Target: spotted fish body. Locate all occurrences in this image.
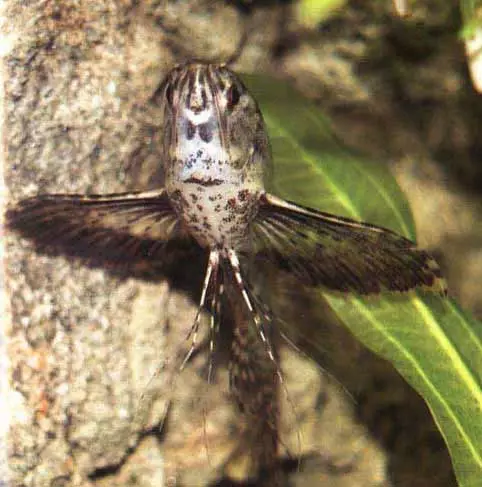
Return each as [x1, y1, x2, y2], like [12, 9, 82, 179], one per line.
[161, 64, 269, 250]
[7, 63, 447, 486]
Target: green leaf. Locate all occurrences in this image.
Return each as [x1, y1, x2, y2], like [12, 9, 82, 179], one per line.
[296, 0, 347, 28]
[243, 74, 482, 487]
[460, 0, 482, 37]
[459, 0, 482, 93]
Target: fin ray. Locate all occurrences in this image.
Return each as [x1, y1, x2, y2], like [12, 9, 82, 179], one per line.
[253, 193, 446, 295]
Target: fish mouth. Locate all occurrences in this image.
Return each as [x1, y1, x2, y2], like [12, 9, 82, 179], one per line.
[183, 176, 224, 187]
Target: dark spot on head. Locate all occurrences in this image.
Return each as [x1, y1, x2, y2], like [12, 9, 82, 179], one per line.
[199, 123, 213, 143]
[165, 82, 174, 106]
[186, 121, 196, 140]
[226, 83, 241, 110]
[198, 70, 206, 87]
[187, 69, 195, 96]
[227, 198, 236, 209]
[201, 88, 208, 110]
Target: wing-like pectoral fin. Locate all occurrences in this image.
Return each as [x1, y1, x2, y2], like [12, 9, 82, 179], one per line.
[252, 193, 447, 296]
[6, 189, 188, 264]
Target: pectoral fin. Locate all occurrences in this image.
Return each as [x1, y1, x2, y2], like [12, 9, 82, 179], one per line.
[252, 193, 446, 295]
[6, 189, 193, 264]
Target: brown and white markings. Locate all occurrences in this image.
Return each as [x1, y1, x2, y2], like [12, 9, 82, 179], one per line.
[6, 63, 446, 485]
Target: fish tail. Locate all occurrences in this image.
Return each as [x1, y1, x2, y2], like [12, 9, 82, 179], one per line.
[224, 250, 285, 485]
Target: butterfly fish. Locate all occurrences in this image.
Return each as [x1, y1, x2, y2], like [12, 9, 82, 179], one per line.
[6, 63, 446, 486]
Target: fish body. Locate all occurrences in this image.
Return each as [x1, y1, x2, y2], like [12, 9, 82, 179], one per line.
[161, 64, 269, 251]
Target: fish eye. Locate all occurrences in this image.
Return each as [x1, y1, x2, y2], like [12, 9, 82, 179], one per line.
[226, 83, 241, 110]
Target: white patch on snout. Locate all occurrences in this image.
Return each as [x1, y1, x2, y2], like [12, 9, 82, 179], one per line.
[184, 109, 213, 124]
